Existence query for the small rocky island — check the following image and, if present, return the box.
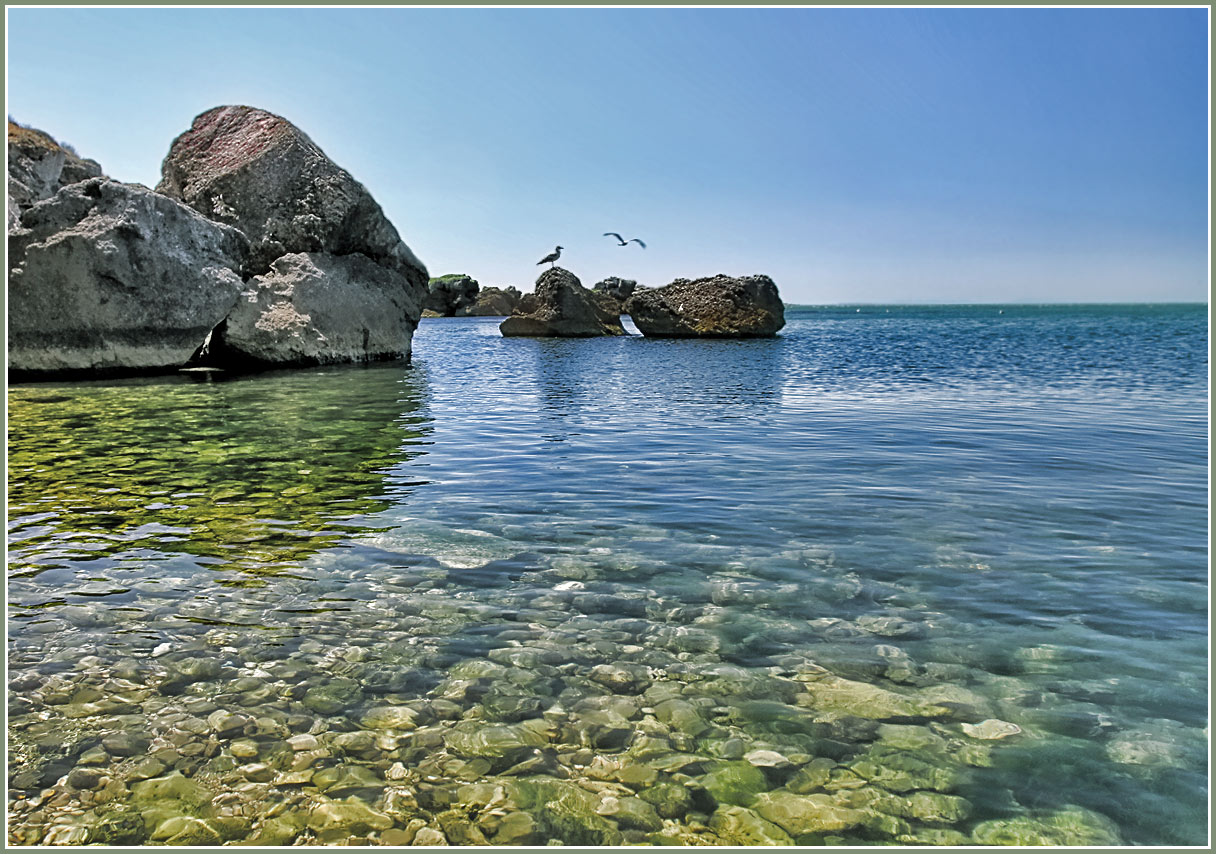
[626,274,785,338]
[7,107,428,379]
[423,274,522,317]
[500,268,625,337]
[498,270,785,338]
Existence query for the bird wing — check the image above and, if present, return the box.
[603,232,623,241]
[629,239,647,249]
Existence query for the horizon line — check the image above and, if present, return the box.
[784,300,1209,307]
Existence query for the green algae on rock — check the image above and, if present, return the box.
[971,804,1123,845]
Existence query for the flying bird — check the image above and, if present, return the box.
[603,233,646,249]
[537,245,563,266]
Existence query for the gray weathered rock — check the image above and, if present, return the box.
[626,273,785,337]
[7,178,248,376]
[158,106,424,280]
[500,267,625,337]
[8,121,103,229]
[460,285,522,317]
[158,105,427,366]
[425,273,479,316]
[593,276,638,302]
[211,252,423,367]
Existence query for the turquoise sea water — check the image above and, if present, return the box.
[6,303,1209,845]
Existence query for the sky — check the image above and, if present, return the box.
[5,6,1210,304]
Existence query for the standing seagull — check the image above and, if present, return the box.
[603,232,646,249]
[537,245,563,267]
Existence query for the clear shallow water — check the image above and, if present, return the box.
[6,303,1208,846]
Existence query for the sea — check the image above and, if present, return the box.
[6,303,1209,846]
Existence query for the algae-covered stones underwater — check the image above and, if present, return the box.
[6,654,1126,846]
[7,545,1137,846]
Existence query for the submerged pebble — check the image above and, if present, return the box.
[961,719,1022,740]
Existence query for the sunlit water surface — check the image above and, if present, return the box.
[7,304,1208,846]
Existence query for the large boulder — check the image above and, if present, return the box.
[7,178,248,376]
[626,274,785,337]
[157,106,423,279]
[460,285,521,317]
[425,273,479,316]
[157,105,427,365]
[500,267,625,337]
[8,121,103,229]
[211,252,423,366]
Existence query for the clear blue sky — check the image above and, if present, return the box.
[6,7,1209,304]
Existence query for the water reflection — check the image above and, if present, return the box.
[525,335,788,420]
[627,337,787,411]
[7,363,431,592]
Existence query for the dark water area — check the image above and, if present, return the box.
[6,303,1208,845]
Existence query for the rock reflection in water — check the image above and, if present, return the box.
[7,362,431,588]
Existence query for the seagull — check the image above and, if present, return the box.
[603,232,646,249]
[537,245,563,267]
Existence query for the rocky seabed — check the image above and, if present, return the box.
[7,523,1182,847]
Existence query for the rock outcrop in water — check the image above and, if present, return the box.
[7,121,103,228]
[626,274,785,337]
[500,267,625,337]
[423,275,522,317]
[587,276,638,317]
[157,105,428,366]
[592,276,637,313]
[424,273,480,317]
[463,285,522,316]
[7,178,249,376]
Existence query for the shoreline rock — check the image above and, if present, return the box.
[591,277,637,315]
[461,285,522,317]
[210,252,422,367]
[8,108,429,378]
[7,120,103,229]
[157,105,428,368]
[7,178,249,377]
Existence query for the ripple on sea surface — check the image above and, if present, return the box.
[6,305,1208,845]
